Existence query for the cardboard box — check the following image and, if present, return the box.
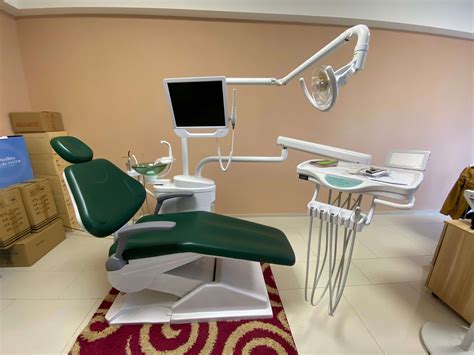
[60,212,81,231]
[16,179,58,231]
[52,191,81,229]
[0,219,65,267]
[0,187,31,248]
[40,175,69,197]
[0,136,34,188]
[53,192,74,217]
[9,112,64,133]
[36,175,80,230]
[29,154,70,176]
[23,131,69,155]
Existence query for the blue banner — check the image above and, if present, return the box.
[0,135,34,188]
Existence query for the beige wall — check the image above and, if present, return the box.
[11,16,474,214]
[472,42,474,162]
[0,11,30,135]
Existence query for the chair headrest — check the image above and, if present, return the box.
[50,136,93,163]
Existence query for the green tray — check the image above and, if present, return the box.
[132,163,168,176]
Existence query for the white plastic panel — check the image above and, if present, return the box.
[385,150,431,171]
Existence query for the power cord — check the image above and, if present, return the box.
[217,128,235,172]
[216,88,237,172]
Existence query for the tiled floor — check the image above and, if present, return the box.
[0,212,467,354]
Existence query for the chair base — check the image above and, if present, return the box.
[105,259,273,324]
[421,322,474,354]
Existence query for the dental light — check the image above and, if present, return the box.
[226,24,370,111]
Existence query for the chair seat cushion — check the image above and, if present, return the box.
[109,211,295,266]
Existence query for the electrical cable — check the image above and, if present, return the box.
[216,88,237,172]
[216,128,235,172]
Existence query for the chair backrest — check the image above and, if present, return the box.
[50,136,146,237]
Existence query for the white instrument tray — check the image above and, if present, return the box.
[297,160,424,200]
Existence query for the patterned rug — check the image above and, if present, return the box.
[69,263,297,354]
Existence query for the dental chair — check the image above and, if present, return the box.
[50,136,295,325]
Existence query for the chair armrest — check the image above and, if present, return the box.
[155,193,194,214]
[106,221,176,271]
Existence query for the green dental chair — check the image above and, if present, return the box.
[50,136,295,324]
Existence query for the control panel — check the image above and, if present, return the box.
[325,175,363,189]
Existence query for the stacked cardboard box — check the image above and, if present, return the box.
[0,219,65,267]
[9,111,64,133]
[16,178,58,231]
[0,187,31,248]
[0,179,66,267]
[22,131,81,231]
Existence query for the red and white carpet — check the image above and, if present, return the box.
[69,263,297,354]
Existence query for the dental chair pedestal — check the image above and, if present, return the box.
[107,256,271,324]
[50,136,295,325]
[421,322,473,354]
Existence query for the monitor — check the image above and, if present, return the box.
[163,76,229,138]
[385,150,431,171]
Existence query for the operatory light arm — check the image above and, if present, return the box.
[225,24,370,111]
[226,24,369,86]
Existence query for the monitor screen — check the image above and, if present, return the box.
[385,150,431,171]
[166,79,227,128]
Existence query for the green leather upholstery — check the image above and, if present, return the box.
[52,136,295,266]
[50,136,94,163]
[109,211,295,266]
[64,159,146,237]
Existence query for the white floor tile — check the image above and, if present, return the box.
[275,260,371,289]
[298,353,383,355]
[0,299,96,353]
[0,234,111,273]
[0,270,78,299]
[344,283,466,353]
[68,230,95,239]
[0,213,462,355]
[249,216,309,229]
[46,236,111,272]
[357,225,432,257]
[304,261,371,288]
[61,270,111,299]
[391,222,444,255]
[284,228,316,262]
[271,264,302,290]
[371,212,445,226]
[280,289,383,354]
[306,232,377,260]
[1,299,13,312]
[236,216,262,224]
[353,257,430,284]
[61,298,102,354]
[408,280,431,295]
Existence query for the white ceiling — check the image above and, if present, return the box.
[1,0,473,39]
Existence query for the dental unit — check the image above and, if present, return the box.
[48,24,430,324]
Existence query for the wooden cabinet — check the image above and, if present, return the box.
[426,219,474,322]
